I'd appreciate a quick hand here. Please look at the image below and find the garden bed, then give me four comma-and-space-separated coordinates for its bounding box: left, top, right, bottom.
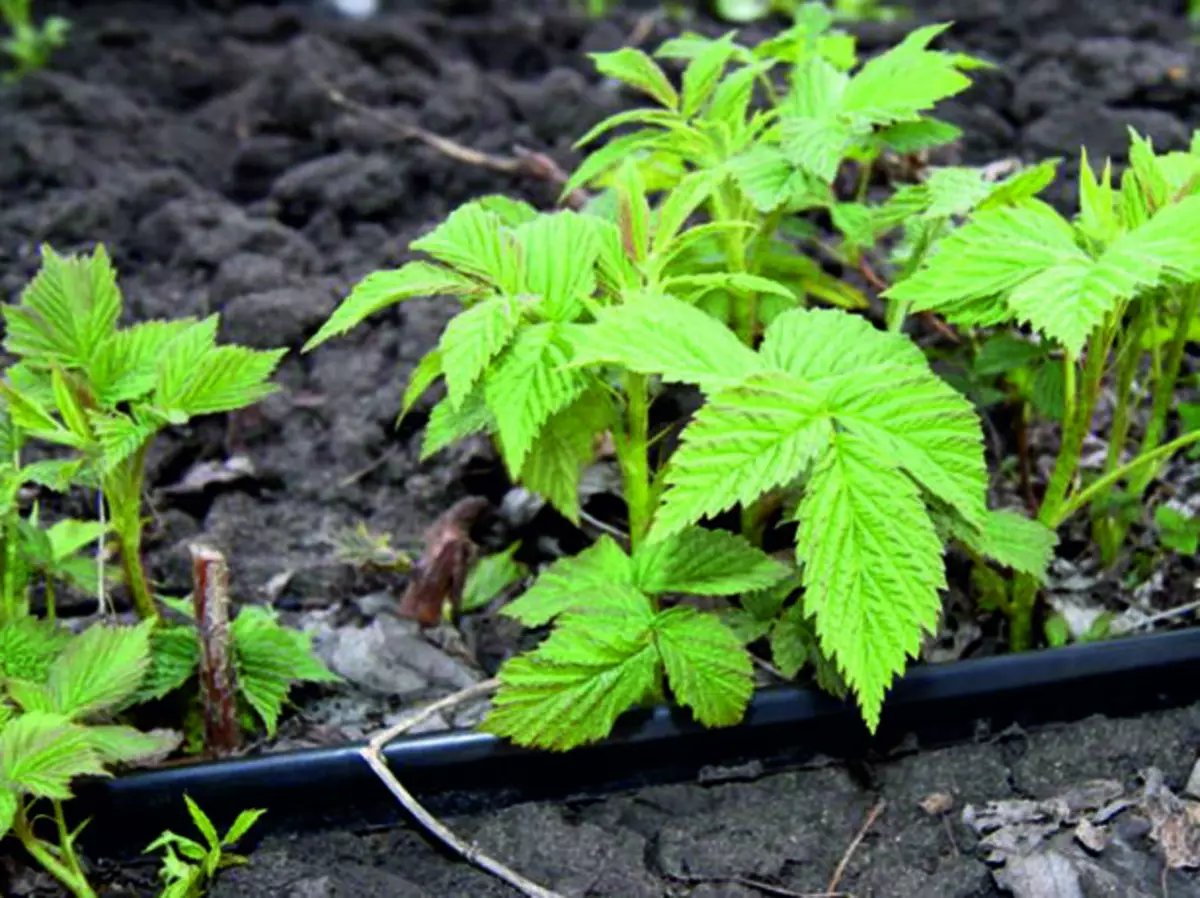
3, 0, 1200, 894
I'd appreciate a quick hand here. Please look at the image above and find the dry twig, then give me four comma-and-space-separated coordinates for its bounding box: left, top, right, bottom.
665, 871, 848, 898
190, 544, 241, 759
316, 75, 589, 210
360, 678, 563, 898
827, 799, 887, 894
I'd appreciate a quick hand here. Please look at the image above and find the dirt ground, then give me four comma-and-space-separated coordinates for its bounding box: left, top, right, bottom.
4, 0, 1200, 894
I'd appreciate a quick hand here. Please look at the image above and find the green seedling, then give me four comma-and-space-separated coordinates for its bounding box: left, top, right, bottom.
459, 542, 528, 614
888, 130, 1200, 648
305, 23, 1047, 739
144, 796, 264, 898
0, 620, 181, 898
135, 598, 337, 746
1154, 505, 1200, 556
1, 245, 285, 622
0, 0, 68, 81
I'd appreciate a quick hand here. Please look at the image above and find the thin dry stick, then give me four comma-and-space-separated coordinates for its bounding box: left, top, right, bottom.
190, 544, 242, 759
360, 678, 563, 898
316, 76, 589, 210
827, 799, 886, 895
665, 871, 847, 898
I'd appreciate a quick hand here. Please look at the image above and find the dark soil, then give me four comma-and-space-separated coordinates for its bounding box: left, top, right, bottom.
4, 0, 1200, 893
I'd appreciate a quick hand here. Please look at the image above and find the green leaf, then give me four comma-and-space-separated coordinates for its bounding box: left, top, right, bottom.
841, 24, 974, 125
704, 61, 766, 126
438, 296, 521, 409
652, 372, 832, 540
398, 348, 443, 424
45, 621, 154, 719
565, 130, 666, 197
633, 526, 789, 596
0, 711, 105, 799
222, 808, 267, 847
514, 212, 601, 321
232, 606, 338, 737
411, 201, 520, 290
590, 48, 679, 109
155, 343, 284, 419
922, 167, 993, 219
978, 159, 1061, 210
653, 607, 753, 727
86, 725, 180, 766
681, 33, 737, 117
0, 616, 71, 683
518, 387, 615, 523
89, 410, 159, 471
664, 273, 795, 303
482, 586, 660, 751
781, 115, 854, 183
45, 518, 106, 562
0, 789, 15, 841
769, 600, 820, 679
461, 543, 528, 613
573, 109, 682, 151
185, 794, 221, 850
951, 509, 1058, 580
304, 262, 482, 351
796, 431, 945, 731
973, 333, 1045, 377
875, 118, 963, 154
570, 294, 762, 395
502, 535, 634, 627
484, 323, 589, 477
421, 388, 492, 459
653, 170, 719, 256
729, 146, 816, 213
4, 244, 122, 368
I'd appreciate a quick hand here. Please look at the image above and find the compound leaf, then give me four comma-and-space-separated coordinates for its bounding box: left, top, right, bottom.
590, 48, 679, 109
503, 535, 634, 627
0, 711, 104, 799
47, 620, 155, 720
654, 606, 753, 727
438, 296, 521, 409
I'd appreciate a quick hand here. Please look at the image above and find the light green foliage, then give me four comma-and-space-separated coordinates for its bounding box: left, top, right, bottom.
460, 543, 528, 614
0, 0, 68, 81
1154, 506, 1200, 555
144, 796, 264, 898
0, 615, 70, 682
485, 528, 787, 748
2, 246, 285, 621
714, 0, 905, 25
0, 621, 181, 898
136, 603, 337, 740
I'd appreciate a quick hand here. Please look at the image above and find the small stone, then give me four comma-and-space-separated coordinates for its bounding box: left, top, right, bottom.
1075, 818, 1110, 854
1184, 758, 1200, 800
920, 791, 956, 816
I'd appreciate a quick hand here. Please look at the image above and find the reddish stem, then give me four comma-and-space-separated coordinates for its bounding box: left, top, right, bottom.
190, 543, 241, 759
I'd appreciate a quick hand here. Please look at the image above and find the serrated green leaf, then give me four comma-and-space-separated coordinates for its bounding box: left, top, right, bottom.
51, 368, 91, 441
574, 109, 682, 151
973, 333, 1045, 376
421, 388, 492, 459
89, 410, 159, 471
47, 620, 154, 719
185, 794, 221, 850
841, 23, 973, 125
704, 61, 766, 125
399, 348, 442, 424
484, 323, 588, 477
514, 212, 600, 322
769, 600, 818, 679
633, 526, 789, 596
590, 48, 679, 109
570, 294, 762, 395
664, 273, 795, 303
439, 296, 521, 409
518, 387, 615, 523
729, 146, 822, 213
86, 320, 194, 408
0, 616, 71, 683
0, 711, 104, 799
45, 518, 106, 562
482, 586, 660, 751
922, 167, 992, 219
502, 535, 634, 626
796, 430, 945, 731
0, 382, 86, 450
959, 509, 1058, 580
476, 196, 540, 227
652, 372, 832, 540
653, 170, 719, 256
154, 342, 284, 420
86, 725, 180, 766
4, 244, 121, 368
223, 808, 267, 847
653, 607, 752, 727
233, 606, 338, 737
411, 202, 520, 290
681, 33, 737, 117
875, 118, 962, 154
565, 130, 666, 197
461, 543, 528, 614
130, 625, 199, 704
978, 159, 1061, 210
304, 263, 482, 352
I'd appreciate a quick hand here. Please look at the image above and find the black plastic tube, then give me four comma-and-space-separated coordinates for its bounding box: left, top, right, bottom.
76, 627, 1200, 857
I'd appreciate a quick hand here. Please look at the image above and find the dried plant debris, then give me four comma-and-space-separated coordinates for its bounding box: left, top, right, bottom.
963, 768, 1200, 897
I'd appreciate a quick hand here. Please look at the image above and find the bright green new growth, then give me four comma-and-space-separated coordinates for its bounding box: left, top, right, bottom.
306, 14, 1063, 743
137, 600, 339, 740
144, 795, 265, 898
887, 130, 1200, 648
0, 0, 68, 82
2, 245, 286, 621
0, 620, 181, 898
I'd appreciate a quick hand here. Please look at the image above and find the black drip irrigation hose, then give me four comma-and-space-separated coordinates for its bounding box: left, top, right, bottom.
76, 627, 1200, 857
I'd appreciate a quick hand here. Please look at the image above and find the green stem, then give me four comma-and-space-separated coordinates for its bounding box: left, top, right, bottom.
1130, 287, 1198, 495
710, 192, 755, 345
1054, 429, 1200, 528
44, 576, 55, 625
886, 219, 941, 332
13, 805, 97, 898
617, 372, 653, 554
103, 443, 158, 622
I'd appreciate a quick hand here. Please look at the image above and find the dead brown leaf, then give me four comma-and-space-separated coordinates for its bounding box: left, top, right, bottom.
398, 497, 490, 627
